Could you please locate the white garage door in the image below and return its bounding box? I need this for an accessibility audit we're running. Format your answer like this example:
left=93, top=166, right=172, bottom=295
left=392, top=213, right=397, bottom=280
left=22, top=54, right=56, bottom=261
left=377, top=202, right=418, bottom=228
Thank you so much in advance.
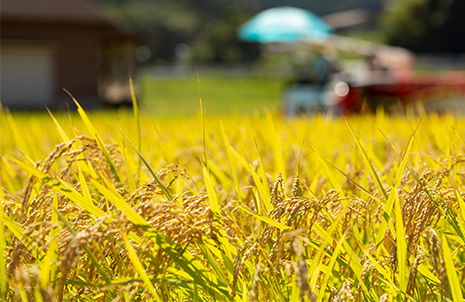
left=1, top=45, right=55, bottom=108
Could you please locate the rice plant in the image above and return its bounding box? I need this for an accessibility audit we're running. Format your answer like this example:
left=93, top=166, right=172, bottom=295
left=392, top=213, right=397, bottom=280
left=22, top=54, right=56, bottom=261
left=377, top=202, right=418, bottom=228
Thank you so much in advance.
left=1, top=102, right=464, bottom=301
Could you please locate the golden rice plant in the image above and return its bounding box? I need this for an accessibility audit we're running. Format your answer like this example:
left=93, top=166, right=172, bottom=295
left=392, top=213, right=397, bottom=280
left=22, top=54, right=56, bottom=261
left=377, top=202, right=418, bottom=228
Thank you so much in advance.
left=0, top=101, right=465, bottom=301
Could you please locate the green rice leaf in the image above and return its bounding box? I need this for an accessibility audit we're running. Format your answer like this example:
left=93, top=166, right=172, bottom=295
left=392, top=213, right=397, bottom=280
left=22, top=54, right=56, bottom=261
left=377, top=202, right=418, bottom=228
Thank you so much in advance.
left=64, top=89, right=122, bottom=184
left=113, top=122, right=174, bottom=201
left=346, top=118, right=388, bottom=201
left=46, top=107, right=70, bottom=142
left=130, top=77, right=142, bottom=180
left=394, top=191, right=407, bottom=294
left=202, top=166, right=221, bottom=214
left=376, top=125, right=417, bottom=249
left=247, top=162, right=272, bottom=213
left=0, top=204, right=6, bottom=300
left=122, top=232, right=163, bottom=302
left=8, top=155, right=105, bottom=218
left=441, top=232, right=463, bottom=301
left=237, top=205, right=290, bottom=231
left=317, top=233, right=346, bottom=302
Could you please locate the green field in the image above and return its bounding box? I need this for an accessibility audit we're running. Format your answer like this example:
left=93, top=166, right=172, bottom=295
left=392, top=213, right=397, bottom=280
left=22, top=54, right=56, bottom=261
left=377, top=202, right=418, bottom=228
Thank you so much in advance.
left=140, top=74, right=284, bottom=116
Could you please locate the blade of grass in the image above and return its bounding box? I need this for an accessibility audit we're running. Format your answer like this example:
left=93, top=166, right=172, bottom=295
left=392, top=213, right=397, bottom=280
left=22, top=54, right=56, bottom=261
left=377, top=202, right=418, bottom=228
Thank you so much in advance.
left=452, top=184, right=465, bottom=240
left=46, top=107, right=70, bottom=142
left=196, top=71, right=207, bottom=169
left=265, top=110, right=286, bottom=180
left=0, top=207, right=44, bottom=260
left=77, top=164, right=92, bottom=203
left=317, top=233, right=346, bottom=302
left=309, top=208, right=348, bottom=290
left=0, top=203, right=6, bottom=300
left=122, top=232, right=163, bottom=302
left=8, top=155, right=106, bottom=218
left=376, top=124, right=417, bottom=250
left=196, top=241, right=229, bottom=286
left=237, top=205, right=290, bottom=231
left=254, top=139, right=272, bottom=204
left=417, top=263, right=440, bottom=286
left=220, top=120, right=241, bottom=199
left=440, top=232, right=463, bottom=301
left=123, top=141, right=137, bottom=193
left=17, top=281, right=29, bottom=302
left=64, top=89, right=122, bottom=184
left=129, top=77, right=142, bottom=181
left=394, top=191, right=407, bottom=294
left=51, top=192, right=59, bottom=288
left=346, top=118, right=388, bottom=201
left=112, top=122, right=173, bottom=201
left=202, top=166, right=221, bottom=215
left=247, top=162, right=272, bottom=213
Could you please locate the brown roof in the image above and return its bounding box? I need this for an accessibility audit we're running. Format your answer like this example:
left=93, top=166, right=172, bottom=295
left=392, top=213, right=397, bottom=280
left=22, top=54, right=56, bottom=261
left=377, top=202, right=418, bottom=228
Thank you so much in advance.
left=1, top=0, right=117, bottom=27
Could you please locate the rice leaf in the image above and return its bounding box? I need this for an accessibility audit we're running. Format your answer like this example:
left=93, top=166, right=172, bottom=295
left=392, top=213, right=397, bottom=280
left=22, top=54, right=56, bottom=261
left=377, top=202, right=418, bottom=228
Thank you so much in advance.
left=237, top=205, right=290, bottom=231
left=50, top=193, right=59, bottom=286
left=196, top=71, right=207, bottom=169
left=113, top=122, right=174, bottom=201
left=46, top=107, right=70, bottom=142
left=40, top=235, right=56, bottom=290
left=0, top=203, right=6, bottom=300
left=452, top=185, right=465, bottom=240
left=202, top=166, right=221, bottom=214
left=64, top=89, right=122, bottom=184
left=220, top=120, right=241, bottom=198
left=90, top=176, right=146, bottom=224
left=8, top=155, right=106, bottom=218
left=376, top=125, right=417, bottom=249
left=123, top=141, right=137, bottom=193
left=265, top=111, right=286, bottom=180
left=247, top=162, right=272, bottom=212
left=440, top=232, right=463, bottom=301
left=254, top=140, right=272, bottom=202
left=77, top=164, right=92, bottom=203
left=340, top=240, right=371, bottom=297
left=122, top=232, right=163, bottom=302
left=196, top=241, right=229, bottom=286
left=346, top=118, right=388, bottom=201
left=417, top=263, right=440, bottom=285
left=394, top=191, right=407, bottom=294
left=129, top=77, right=142, bottom=180
left=317, top=233, right=345, bottom=302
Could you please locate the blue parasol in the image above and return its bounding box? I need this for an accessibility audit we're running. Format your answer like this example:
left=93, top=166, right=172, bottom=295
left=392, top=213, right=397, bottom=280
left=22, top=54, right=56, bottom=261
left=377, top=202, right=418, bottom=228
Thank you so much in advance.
left=238, top=6, right=332, bottom=44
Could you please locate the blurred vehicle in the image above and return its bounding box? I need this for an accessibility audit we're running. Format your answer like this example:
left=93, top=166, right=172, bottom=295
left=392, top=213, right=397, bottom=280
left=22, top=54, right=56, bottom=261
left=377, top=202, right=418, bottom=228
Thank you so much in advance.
left=283, top=66, right=465, bottom=116
left=283, top=38, right=465, bottom=116
left=238, top=6, right=465, bottom=116
left=335, top=70, right=465, bottom=114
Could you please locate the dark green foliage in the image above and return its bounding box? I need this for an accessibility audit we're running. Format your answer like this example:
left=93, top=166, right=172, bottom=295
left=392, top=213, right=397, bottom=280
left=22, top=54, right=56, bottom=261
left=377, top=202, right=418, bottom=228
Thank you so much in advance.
left=381, top=0, right=465, bottom=53
left=97, top=0, right=261, bottom=63
left=95, top=0, right=386, bottom=63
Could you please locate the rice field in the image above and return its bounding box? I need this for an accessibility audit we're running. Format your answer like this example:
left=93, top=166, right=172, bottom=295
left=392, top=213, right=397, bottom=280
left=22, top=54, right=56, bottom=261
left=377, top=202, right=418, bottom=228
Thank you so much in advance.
left=1, top=100, right=465, bottom=301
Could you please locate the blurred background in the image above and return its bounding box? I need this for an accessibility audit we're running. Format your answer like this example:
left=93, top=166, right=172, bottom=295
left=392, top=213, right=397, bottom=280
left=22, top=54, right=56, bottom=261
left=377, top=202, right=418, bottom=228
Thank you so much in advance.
left=1, top=0, right=465, bottom=115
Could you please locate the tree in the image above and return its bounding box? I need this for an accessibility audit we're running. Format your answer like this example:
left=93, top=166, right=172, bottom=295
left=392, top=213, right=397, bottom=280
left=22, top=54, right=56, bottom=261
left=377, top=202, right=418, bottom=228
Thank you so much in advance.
left=381, top=0, right=465, bottom=53
left=97, top=0, right=261, bottom=63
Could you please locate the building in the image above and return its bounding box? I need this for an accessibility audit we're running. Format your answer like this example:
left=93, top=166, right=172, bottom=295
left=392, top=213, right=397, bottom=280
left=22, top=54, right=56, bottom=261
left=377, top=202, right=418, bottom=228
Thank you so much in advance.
left=1, top=0, right=138, bottom=110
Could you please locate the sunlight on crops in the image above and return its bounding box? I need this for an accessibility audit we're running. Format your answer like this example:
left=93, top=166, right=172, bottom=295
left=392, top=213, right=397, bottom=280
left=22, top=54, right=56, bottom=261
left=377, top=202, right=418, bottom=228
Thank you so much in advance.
left=1, top=103, right=465, bottom=301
